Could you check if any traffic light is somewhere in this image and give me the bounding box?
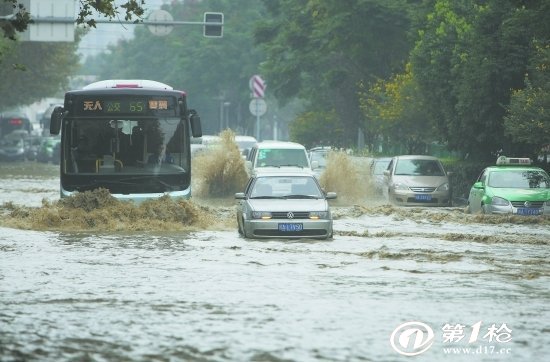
[203,12,223,38]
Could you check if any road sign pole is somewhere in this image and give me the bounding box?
[255,100,260,140]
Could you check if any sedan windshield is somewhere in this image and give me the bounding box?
[250,176,323,199]
[488,170,550,188]
[395,159,445,176]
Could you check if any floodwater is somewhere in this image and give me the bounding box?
[1,161,549,362]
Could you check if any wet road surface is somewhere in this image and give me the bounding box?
[1,161,549,361]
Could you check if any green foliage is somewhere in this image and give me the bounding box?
[255,0,413,146]
[0,39,79,110]
[359,63,433,153]
[441,159,489,200]
[411,0,549,160]
[504,41,550,155]
[289,110,343,149]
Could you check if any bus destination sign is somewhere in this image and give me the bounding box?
[79,97,176,116]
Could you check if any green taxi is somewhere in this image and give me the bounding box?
[467,156,550,215]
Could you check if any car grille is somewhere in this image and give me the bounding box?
[271,212,310,219]
[409,187,436,193]
[511,201,545,208]
[254,229,328,237]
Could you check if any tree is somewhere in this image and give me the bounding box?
[411,0,550,160]
[289,110,343,149]
[504,41,550,158]
[359,63,432,154]
[254,0,413,147]
[0,35,80,110]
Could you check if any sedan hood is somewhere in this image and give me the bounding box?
[249,198,328,212]
[491,188,549,201]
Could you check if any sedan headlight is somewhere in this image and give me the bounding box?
[252,211,272,219]
[309,211,329,219]
[491,196,510,206]
[393,183,408,190]
[437,182,450,191]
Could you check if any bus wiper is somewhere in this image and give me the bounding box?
[118,176,176,191]
[73,179,136,191]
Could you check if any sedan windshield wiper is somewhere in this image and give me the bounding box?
[249,196,284,199]
[283,195,319,199]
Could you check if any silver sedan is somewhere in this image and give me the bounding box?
[235,172,337,239]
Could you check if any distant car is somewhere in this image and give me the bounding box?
[234,135,257,158]
[36,137,61,163]
[466,156,550,215]
[369,157,392,194]
[245,141,315,177]
[0,135,26,161]
[0,114,32,138]
[24,136,44,161]
[235,172,337,239]
[308,146,333,179]
[383,155,452,206]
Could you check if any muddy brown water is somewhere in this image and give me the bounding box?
[1,161,549,361]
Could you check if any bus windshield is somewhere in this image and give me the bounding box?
[64,117,189,175]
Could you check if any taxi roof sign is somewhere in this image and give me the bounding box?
[496,156,532,165]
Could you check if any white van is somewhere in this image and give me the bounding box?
[245,141,316,176]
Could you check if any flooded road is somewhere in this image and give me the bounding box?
[1,162,549,361]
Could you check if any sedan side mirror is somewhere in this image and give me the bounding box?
[473,181,484,189]
[383,170,390,177]
[325,192,337,199]
[235,192,246,199]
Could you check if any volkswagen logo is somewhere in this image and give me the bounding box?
[524,201,531,208]
[287,212,294,219]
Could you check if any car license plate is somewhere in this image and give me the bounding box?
[278,223,303,232]
[516,208,542,216]
[414,194,432,201]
